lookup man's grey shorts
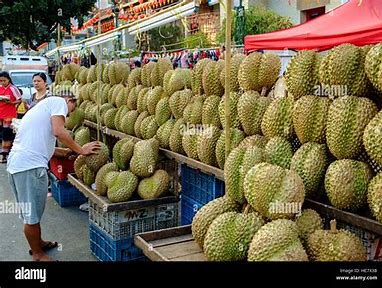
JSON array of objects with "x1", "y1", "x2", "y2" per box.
[{"x1": 8, "y1": 167, "x2": 48, "y2": 225}]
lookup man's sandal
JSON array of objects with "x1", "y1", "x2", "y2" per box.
[{"x1": 29, "y1": 241, "x2": 58, "y2": 255}]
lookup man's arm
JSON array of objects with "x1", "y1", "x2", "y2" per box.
[{"x1": 51, "y1": 115, "x2": 100, "y2": 155}]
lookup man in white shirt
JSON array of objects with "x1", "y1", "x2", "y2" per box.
[{"x1": 7, "y1": 94, "x2": 100, "y2": 261}]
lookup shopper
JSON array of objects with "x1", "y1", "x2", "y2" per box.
[
  {"x1": 24, "y1": 72, "x2": 51, "y2": 111},
  {"x1": 0, "y1": 71, "x2": 22, "y2": 163},
  {"x1": 7, "y1": 93, "x2": 101, "y2": 261}
]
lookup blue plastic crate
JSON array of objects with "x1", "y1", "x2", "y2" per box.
[
  {"x1": 49, "y1": 173, "x2": 87, "y2": 207},
  {"x1": 180, "y1": 195, "x2": 205, "y2": 225},
  {"x1": 89, "y1": 221, "x2": 146, "y2": 262},
  {"x1": 181, "y1": 164, "x2": 224, "y2": 205}
]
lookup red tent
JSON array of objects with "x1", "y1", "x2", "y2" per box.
[{"x1": 244, "y1": 0, "x2": 382, "y2": 52}]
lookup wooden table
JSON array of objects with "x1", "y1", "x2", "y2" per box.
[{"x1": 134, "y1": 225, "x2": 207, "y2": 261}]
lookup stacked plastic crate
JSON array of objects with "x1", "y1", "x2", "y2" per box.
[{"x1": 180, "y1": 164, "x2": 224, "y2": 225}]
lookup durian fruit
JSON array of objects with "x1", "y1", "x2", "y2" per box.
[
  {"x1": 168, "y1": 68, "x2": 192, "y2": 95},
  {"x1": 169, "y1": 118, "x2": 186, "y2": 154},
  {"x1": 79, "y1": 84, "x2": 90, "y2": 101},
  {"x1": 239, "y1": 135, "x2": 267, "y2": 149},
  {"x1": 202, "y1": 95, "x2": 222, "y2": 129},
  {"x1": 114, "y1": 106, "x2": 129, "y2": 132},
  {"x1": 115, "y1": 87, "x2": 129, "y2": 108},
  {"x1": 141, "y1": 62, "x2": 156, "y2": 87},
  {"x1": 83, "y1": 164, "x2": 96, "y2": 186},
  {"x1": 66, "y1": 108, "x2": 85, "y2": 130},
  {"x1": 121, "y1": 110, "x2": 139, "y2": 135},
  {"x1": 238, "y1": 52, "x2": 281, "y2": 93},
  {"x1": 140, "y1": 115, "x2": 159, "y2": 140},
  {"x1": 248, "y1": 219, "x2": 308, "y2": 261},
  {"x1": 130, "y1": 139, "x2": 159, "y2": 178},
  {"x1": 191, "y1": 196, "x2": 241, "y2": 249},
  {"x1": 365, "y1": 43, "x2": 382, "y2": 93},
  {"x1": 244, "y1": 163, "x2": 305, "y2": 220},
  {"x1": 137, "y1": 170, "x2": 169, "y2": 200},
  {"x1": 183, "y1": 95, "x2": 205, "y2": 124},
  {"x1": 163, "y1": 70, "x2": 174, "y2": 97},
  {"x1": 292, "y1": 95, "x2": 330, "y2": 144},
  {"x1": 320, "y1": 43, "x2": 369, "y2": 97},
  {"x1": 155, "y1": 97, "x2": 171, "y2": 126},
  {"x1": 112, "y1": 138, "x2": 134, "y2": 170},
  {"x1": 95, "y1": 162, "x2": 118, "y2": 196},
  {"x1": 134, "y1": 111, "x2": 149, "y2": 139},
  {"x1": 150, "y1": 58, "x2": 173, "y2": 87},
  {"x1": 128, "y1": 67, "x2": 142, "y2": 88},
  {"x1": 102, "y1": 64, "x2": 110, "y2": 83},
  {"x1": 107, "y1": 171, "x2": 138, "y2": 203},
  {"x1": 307, "y1": 220, "x2": 367, "y2": 261},
  {"x1": 264, "y1": 136, "x2": 293, "y2": 169},
  {"x1": 146, "y1": 86, "x2": 164, "y2": 115},
  {"x1": 110, "y1": 84, "x2": 125, "y2": 106},
  {"x1": 87, "y1": 65, "x2": 97, "y2": 83},
  {"x1": 74, "y1": 155, "x2": 87, "y2": 181},
  {"x1": 368, "y1": 173, "x2": 382, "y2": 223},
  {"x1": 290, "y1": 143, "x2": 329, "y2": 198},
  {"x1": 109, "y1": 62, "x2": 129, "y2": 85},
  {"x1": 62, "y1": 63, "x2": 80, "y2": 81},
  {"x1": 136, "y1": 87, "x2": 149, "y2": 113},
  {"x1": 182, "y1": 127, "x2": 200, "y2": 160},
  {"x1": 363, "y1": 111, "x2": 382, "y2": 166},
  {"x1": 284, "y1": 50, "x2": 321, "y2": 99},
  {"x1": 325, "y1": 159, "x2": 373, "y2": 211},
  {"x1": 105, "y1": 171, "x2": 119, "y2": 189},
  {"x1": 326, "y1": 96, "x2": 378, "y2": 159},
  {"x1": 196, "y1": 126, "x2": 221, "y2": 166},
  {"x1": 203, "y1": 211, "x2": 264, "y2": 261},
  {"x1": 74, "y1": 127, "x2": 90, "y2": 146},
  {"x1": 238, "y1": 91, "x2": 271, "y2": 136},
  {"x1": 215, "y1": 128, "x2": 245, "y2": 169},
  {"x1": 127, "y1": 85, "x2": 141, "y2": 110},
  {"x1": 192, "y1": 58, "x2": 212, "y2": 95},
  {"x1": 261, "y1": 96, "x2": 295, "y2": 140},
  {"x1": 218, "y1": 92, "x2": 241, "y2": 129},
  {"x1": 78, "y1": 67, "x2": 89, "y2": 85},
  {"x1": 202, "y1": 60, "x2": 225, "y2": 97},
  {"x1": 100, "y1": 103, "x2": 114, "y2": 121},
  {"x1": 169, "y1": 89, "x2": 193, "y2": 119},
  {"x1": 85, "y1": 142, "x2": 109, "y2": 173},
  {"x1": 220, "y1": 54, "x2": 246, "y2": 92},
  {"x1": 156, "y1": 119, "x2": 176, "y2": 149},
  {"x1": 295, "y1": 209, "x2": 323, "y2": 245},
  {"x1": 225, "y1": 146, "x2": 264, "y2": 204},
  {"x1": 103, "y1": 108, "x2": 118, "y2": 129}
]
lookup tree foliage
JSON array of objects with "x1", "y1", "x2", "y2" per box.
[
  {"x1": 218, "y1": 6, "x2": 293, "y2": 43},
  {"x1": 0, "y1": 0, "x2": 96, "y2": 50}
]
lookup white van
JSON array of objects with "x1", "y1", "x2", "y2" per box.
[{"x1": 2, "y1": 55, "x2": 49, "y2": 72}]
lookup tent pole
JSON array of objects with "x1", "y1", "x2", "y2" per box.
[
  {"x1": 224, "y1": 0, "x2": 232, "y2": 164},
  {"x1": 96, "y1": 1, "x2": 102, "y2": 142}
]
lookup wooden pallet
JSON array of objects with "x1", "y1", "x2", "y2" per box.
[{"x1": 134, "y1": 225, "x2": 207, "y2": 261}]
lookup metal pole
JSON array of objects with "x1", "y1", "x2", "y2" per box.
[
  {"x1": 96, "y1": 1, "x2": 102, "y2": 142},
  {"x1": 224, "y1": 0, "x2": 232, "y2": 162}
]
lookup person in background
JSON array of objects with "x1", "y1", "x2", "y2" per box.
[
  {"x1": 0, "y1": 71, "x2": 22, "y2": 163},
  {"x1": 23, "y1": 73, "x2": 51, "y2": 112},
  {"x1": 7, "y1": 93, "x2": 100, "y2": 261}
]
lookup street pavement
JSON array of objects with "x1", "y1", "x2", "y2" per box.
[{"x1": 0, "y1": 163, "x2": 96, "y2": 261}]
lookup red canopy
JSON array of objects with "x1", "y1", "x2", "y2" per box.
[{"x1": 244, "y1": 0, "x2": 382, "y2": 52}]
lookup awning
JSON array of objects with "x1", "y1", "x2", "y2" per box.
[{"x1": 244, "y1": 0, "x2": 382, "y2": 52}]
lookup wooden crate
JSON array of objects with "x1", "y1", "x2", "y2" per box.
[{"x1": 134, "y1": 225, "x2": 207, "y2": 261}]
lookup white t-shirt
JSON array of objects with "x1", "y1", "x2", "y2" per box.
[{"x1": 7, "y1": 97, "x2": 68, "y2": 174}]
